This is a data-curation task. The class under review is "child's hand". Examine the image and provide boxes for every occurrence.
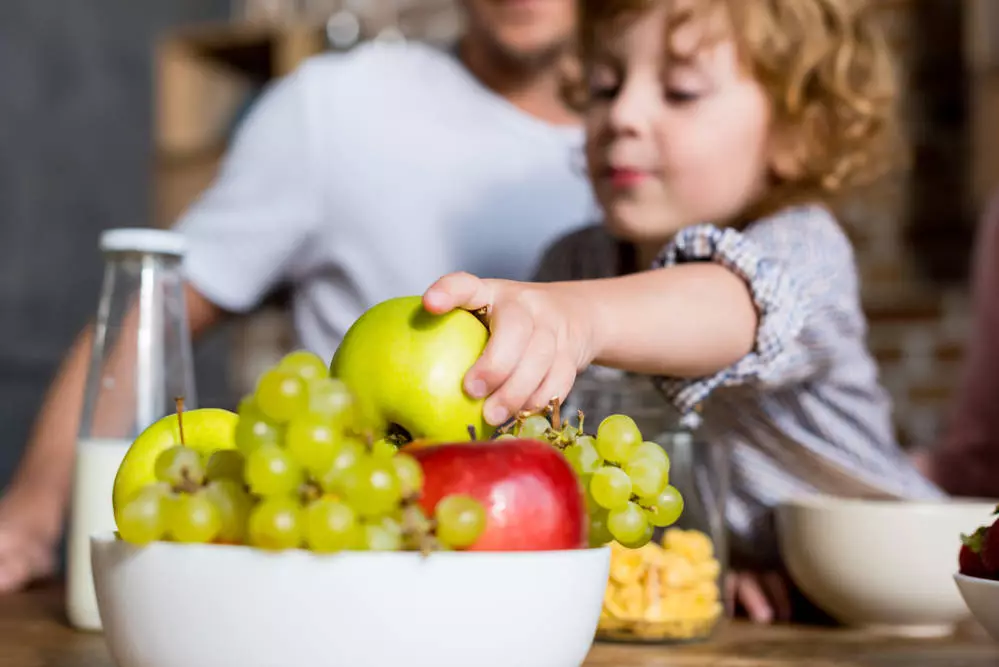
[725,570,793,624]
[422,272,596,426]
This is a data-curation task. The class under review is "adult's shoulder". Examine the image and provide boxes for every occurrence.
[532,224,620,282]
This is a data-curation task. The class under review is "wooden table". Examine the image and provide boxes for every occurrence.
[4,584,999,667]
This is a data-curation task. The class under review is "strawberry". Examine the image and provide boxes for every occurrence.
[981,515,999,574]
[960,526,991,578]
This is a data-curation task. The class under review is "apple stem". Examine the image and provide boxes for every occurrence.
[467,425,477,441]
[175,396,186,446]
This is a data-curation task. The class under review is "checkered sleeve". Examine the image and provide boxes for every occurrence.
[651,207,853,429]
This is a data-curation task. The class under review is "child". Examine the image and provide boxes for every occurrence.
[421,0,945,621]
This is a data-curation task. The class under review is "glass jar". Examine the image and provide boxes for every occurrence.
[562,369,730,644]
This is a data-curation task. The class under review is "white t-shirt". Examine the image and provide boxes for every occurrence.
[175,41,599,363]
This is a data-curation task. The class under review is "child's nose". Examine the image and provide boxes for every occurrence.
[607,82,652,137]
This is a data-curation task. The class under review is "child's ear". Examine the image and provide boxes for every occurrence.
[767,126,807,181]
[767,109,825,182]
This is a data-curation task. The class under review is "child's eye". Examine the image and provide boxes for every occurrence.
[665,89,701,104]
[589,82,620,100]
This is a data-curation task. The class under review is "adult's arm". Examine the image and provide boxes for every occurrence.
[922,193,999,497]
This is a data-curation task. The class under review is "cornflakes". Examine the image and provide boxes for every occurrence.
[597,528,724,642]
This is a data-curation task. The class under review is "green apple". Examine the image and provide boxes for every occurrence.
[330,295,493,443]
[112,408,238,523]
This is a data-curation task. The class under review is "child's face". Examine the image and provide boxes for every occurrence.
[585,3,775,244]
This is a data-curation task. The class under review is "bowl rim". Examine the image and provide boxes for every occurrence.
[90,531,612,561]
[778,494,999,513]
[954,572,999,588]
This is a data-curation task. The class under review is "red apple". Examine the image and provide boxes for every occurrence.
[410,438,587,551]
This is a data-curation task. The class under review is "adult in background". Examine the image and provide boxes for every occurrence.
[0,0,597,592]
[917,193,999,498]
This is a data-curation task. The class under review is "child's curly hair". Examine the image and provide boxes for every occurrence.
[567,0,906,217]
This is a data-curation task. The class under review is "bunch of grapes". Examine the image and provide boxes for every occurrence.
[117,351,487,553]
[504,404,684,549]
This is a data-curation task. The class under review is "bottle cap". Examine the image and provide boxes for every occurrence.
[99,228,186,256]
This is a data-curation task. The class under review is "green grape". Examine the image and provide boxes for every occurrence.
[391,453,424,497]
[588,509,613,548]
[305,498,358,552]
[154,446,205,487]
[625,456,668,498]
[581,476,600,514]
[338,457,402,518]
[633,441,670,469]
[377,515,403,541]
[371,438,398,460]
[589,466,632,510]
[607,502,649,546]
[434,495,487,549]
[169,493,222,544]
[644,485,684,528]
[255,369,308,423]
[359,520,403,551]
[286,416,339,475]
[494,433,517,441]
[563,436,603,476]
[205,450,245,484]
[619,522,655,549]
[307,377,355,423]
[202,479,251,543]
[245,444,305,497]
[278,350,329,383]
[117,484,170,545]
[235,404,283,454]
[519,415,551,441]
[248,497,303,550]
[318,438,365,493]
[596,414,643,464]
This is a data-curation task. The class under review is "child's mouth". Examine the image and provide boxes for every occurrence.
[606,167,649,188]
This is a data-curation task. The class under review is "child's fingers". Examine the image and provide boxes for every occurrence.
[423,272,494,315]
[526,353,577,413]
[464,299,534,402]
[737,575,774,624]
[482,328,557,425]
[762,572,792,622]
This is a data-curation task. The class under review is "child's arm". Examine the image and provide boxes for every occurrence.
[423,208,850,427]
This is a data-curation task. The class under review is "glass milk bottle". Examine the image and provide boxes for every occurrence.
[66,229,196,631]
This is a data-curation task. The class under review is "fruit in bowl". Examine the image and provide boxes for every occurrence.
[953,506,999,641]
[330,294,492,443]
[96,296,689,666]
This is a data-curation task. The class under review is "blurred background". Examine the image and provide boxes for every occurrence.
[0,0,997,491]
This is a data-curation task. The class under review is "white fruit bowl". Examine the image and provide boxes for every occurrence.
[90,533,610,667]
[955,573,999,641]
[776,495,998,635]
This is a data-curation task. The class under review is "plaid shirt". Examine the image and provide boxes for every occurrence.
[534,205,945,566]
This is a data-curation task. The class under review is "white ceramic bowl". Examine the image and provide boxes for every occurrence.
[776,495,998,634]
[955,573,999,641]
[91,533,610,667]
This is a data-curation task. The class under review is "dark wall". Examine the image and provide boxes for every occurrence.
[0,0,233,488]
